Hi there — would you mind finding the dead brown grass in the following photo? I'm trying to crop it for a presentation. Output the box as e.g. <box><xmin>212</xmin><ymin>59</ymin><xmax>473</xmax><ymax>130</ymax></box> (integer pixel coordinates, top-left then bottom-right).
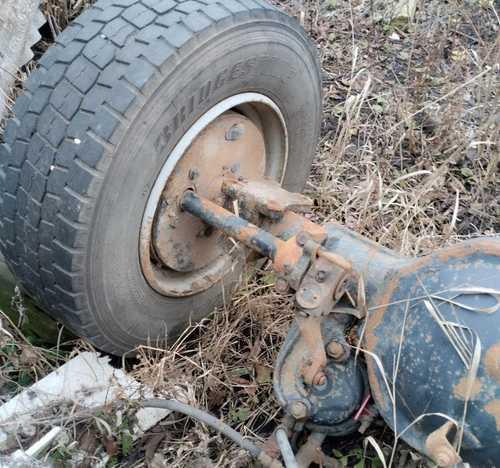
<box><xmin>127</xmin><ymin>271</ymin><xmax>294</xmax><ymax>466</ymax></box>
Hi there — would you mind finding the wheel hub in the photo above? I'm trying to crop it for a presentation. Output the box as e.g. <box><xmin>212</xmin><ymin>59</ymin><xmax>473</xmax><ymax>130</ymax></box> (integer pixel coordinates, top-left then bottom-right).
<box><xmin>139</xmin><ymin>94</ymin><xmax>288</xmax><ymax>297</ymax></box>
<box><xmin>152</xmin><ymin>111</ymin><xmax>266</xmax><ymax>272</ymax></box>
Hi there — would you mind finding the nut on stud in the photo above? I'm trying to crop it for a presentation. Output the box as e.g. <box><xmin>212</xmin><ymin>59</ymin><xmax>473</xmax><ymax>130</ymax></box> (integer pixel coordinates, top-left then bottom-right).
<box><xmin>188</xmin><ymin>168</ymin><xmax>199</xmax><ymax>180</ymax></box>
<box><xmin>312</xmin><ymin>371</ymin><xmax>327</xmax><ymax>386</ymax></box>
<box><xmin>225</xmin><ymin>123</ymin><xmax>245</xmax><ymax>141</ymax></box>
<box><xmin>327</xmin><ymin>341</ymin><xmax>345</xmax><ymax>360</ymax></box>
<box><xmin>296</xmin><ymin>231</ymin><xmax>309</xmax><ymax>247</ymax></box>
<box><xmin>289</xmin><ymin>401</ymin><xmax>308</xmax><ymax>419</ymax></box>
<box><xmin>315</xmin><ymin>269</ymin><xmax>328</xmax><ymax>282</ymax></box>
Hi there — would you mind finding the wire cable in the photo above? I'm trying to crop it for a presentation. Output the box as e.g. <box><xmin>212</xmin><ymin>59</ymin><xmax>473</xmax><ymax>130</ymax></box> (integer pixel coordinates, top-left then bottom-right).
<box><xmin>275</xmin><ymin>427</ymin><xmax>299</xmax><ymax>468</ymax></box>
<box><xmin>142</xmin><ymin>399</ymin><xmax>262</xmax><ymax>458</ymax></box>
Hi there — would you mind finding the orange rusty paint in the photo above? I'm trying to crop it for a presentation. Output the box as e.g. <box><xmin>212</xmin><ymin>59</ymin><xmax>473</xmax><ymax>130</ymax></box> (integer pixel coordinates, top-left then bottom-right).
<box><xmin>363</xmin><ymin>238</ymin><xmax>500</xmax><ymax>412</ymax></box>
<box><xmin>485</xmin><ymin>399</ymin><xmax>500</xmax><ymax>430</ymax></box>
<box><xmin>453</xmin><ymin>376</ymin><xmax>483</xmax><ymax>401</ymax></box>
<box><xmin>295</xmin><ymin>432</ymin><xmax>331</xmax><ymax>467</ymax></box>
<box><xmin>156</xmin><ymin>112</ymin><xmax>266</xmax><ymax>272</ymax></box>
<box><xmin>222</xmin><ymin>177</ymin><xmax>312</xmax><ymax>219</ymax></box>
<box><xmin>273</xmin><ymin>237</ymin><xmax>303</xmax><ymax>274</ymax></box>
<box><xmin>296</xmin><ymin>316</ymin><xmax>327</xmax><ymax>385</ymax></box>
<box><xmin>484</xmin><ymin>344</ymin><xmax>500</xmax><ymax>383</ymax></box>
<box><xmin>268</xmin><ymin>211</ymin><xmax>327</xmax><ymax>243</ymax></box>
<box><xmin>317</xmin><ymin>248</ymin><xmax>353</xmax><ymax>272</ymax></box>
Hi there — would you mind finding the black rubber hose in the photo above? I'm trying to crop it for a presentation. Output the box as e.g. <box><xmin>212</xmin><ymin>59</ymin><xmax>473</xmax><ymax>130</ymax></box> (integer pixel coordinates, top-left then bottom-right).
<box><xmin>142</xmin><ymin>399</ymin><xmax>262</xmax><ymax>458</ymax></box>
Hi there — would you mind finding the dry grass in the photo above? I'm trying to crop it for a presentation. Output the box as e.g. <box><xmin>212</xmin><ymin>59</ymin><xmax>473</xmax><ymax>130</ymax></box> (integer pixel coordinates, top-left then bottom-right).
<box><xmin>0</xmin><ymin>0</ymin><xmax>498</xmax><ymax>466</ymax></box>
<box><xmin>126</xmin><ymin>275</ymin><xmax>294</xmax><ymax>467</ymax></box>
<box><xmin>301</xmin><ymin>0</ymin><xmax>499</xmax><ymax>255</ymax></box>
<box><xmin>0</xmin><ymin>306</ymin><xmax>67</xmax><ymax>403</ymax></box>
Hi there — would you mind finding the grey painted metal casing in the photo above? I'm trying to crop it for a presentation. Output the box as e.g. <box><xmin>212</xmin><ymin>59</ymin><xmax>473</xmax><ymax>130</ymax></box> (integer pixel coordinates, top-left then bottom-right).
<box><xmin>324</xmin><ymin>224</ymin><xmax>500</xmax><ymax>466</ymax></box>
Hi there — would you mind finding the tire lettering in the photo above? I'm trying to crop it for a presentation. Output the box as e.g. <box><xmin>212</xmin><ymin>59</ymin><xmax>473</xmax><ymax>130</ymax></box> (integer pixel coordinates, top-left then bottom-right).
<box><xmin>229</xmin><ymin>61</ymin><xmax>244</xmax><ymax>80</ymax></box>
<box><xmin>198</xmin><ymin>80</ymin><xmax>211</xmax><ymax>104</ymax></box>
<box><xmin>214</xmin><ymin>68</ymin><xmax>228</xmax><ymax>89</ymax></box>
<box><xmin>155</xmin><ymin>58</ymin><xmax>259</xmax><ymax>155</ymax></box>
<box><xmin>244</xmin><ymin>57</ymin><xmax>257</xmax><ymax>74</ymax></box>
<box><xmin>154</xmin><ymin>125</ymin><xmax>171</xmax><ymax>154</ymax></box>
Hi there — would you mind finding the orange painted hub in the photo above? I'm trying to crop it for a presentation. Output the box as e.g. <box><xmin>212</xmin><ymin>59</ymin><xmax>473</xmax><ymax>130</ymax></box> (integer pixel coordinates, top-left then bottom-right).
<box><xmin>153</xmin><ymin>111</ymin><xmax>266</xmax><ymax>272</ymax></box>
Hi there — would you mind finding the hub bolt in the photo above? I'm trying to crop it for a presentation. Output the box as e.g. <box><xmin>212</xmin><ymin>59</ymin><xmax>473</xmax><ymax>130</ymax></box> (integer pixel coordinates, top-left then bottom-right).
<box><xmin>290</xmin><ymin>401</ymin><xmax>308</xmax><ymax>419</ymax></box>
<box><xmin>327</xmin><ymin>341</ymin><xmax>345</xmax><ymax>360</ymax></box>
<box><xmin>296</xmin><ymin>231</ymin><xmax>309</xmax><ymax>247</ymax></box>
<box><xmin>225</xmin><ymin>124</ymin><xmax>245</xmax><ymax>141</ymax></box>
<box><xmin>188</xmin><ymin>168</ymin><xmax>199</xmax><ymax>180</ymax></box>
<box><xmin>316</xmin><ymin>270</ymin><xmax>328</xmax><ymax>282</ymax></box>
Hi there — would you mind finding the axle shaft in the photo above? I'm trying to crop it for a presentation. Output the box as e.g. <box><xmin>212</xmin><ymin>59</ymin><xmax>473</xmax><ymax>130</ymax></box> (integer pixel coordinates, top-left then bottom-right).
<box><xmin>181</xmin><ymin>190</ymin><xmax>284</xmax><ymax>261</ymax></box>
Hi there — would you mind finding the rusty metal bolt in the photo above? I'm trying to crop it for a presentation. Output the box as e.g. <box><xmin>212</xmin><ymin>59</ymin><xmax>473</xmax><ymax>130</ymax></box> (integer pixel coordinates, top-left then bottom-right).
<box><xmin>296</xmin><ymin>284</ymin><xmax>322</xmax><ymax>309</ymax></box>
<box><xmin>289</xmin><ymin>401</ymin><xmax>308</xmax><ymax>419</ymax></box>
<box><xmin>434</xmin><ymin>449</ymin><xmax>459</xmax><ymax>467</ymax></box>
<box><xmin>188</xmin><ymin>168</ymin><xmax>199</xmax><ymax>180</ymax></box>
<box><xmin>225</xmin><ymin>124</ymin><xmax>245</xmax><ymax>141</ymax></box>
<box><xmin>315</xmin><ymin>269</ymin><xmax>328</xmax><ymax>282</ymax></box>
<box><xmin>275</xmin><ymin>277</ymin><xmax>289</xmax><ymax>293</ymax></box>
<box><xmin>296</xmin><ymin>231</ymin><xmax>309</xmax><ymax>247</ymax></box>
<box><xmin>326</xmin><ymin>341</ymin><xmax>345</xmax><ymax>360</ymax></box>
<box><xmin>312</xmin><ymin>371</ymin><xmax>327</xmax><ymax>386</ymax></box>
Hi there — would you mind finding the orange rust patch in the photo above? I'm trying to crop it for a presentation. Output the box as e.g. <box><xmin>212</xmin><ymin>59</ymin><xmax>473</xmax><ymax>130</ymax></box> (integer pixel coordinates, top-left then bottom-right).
<box><xmin>453</xmin><ymin>376</ymin><xmax>482</xmax><ymax>400</ymax></box>
<box><xmin>273</xmin><ymin>237</ymin><xmax>303</xmax><ymax>273</ymax></box>
<box><xmin>484</xmin><ymin>344</ymin><xmax>500</xmax><ymax>383</ymax></box>
<box><xmin>296</xmin><ymin>316</ymin><xmax>327</xmax><ymax>385</ymax></box>
<box><xmin>436</xmin><ymin>238</ymin><xmax>500</xmax><ymax>262</ymax></box>
<box><xmin>425</xmin><ymin>421</ymin><xmax>461</xmax><ymax>466</ymax></box>
<box><xmin>269</xmin><ymin>211</ymin><xmax>327</xmax><ymax>242</ymax></box>
<box><xmin>485</xmin><ymin>399</ymin><xmax>500</xmax><ymax>430</ymax></box>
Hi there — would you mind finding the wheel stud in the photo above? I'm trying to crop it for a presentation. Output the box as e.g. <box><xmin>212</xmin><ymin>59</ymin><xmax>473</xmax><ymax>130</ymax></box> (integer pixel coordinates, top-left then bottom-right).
<box><xmin>225</xmin><ymin>123</ymin><xmax>245</xmax><ymax>141</ymax></box>
<box><xmin>188</xmin><ymin>168</ymin><xmax>199</xmax><ymax>180</ymax></box>
<box><xmin>290</xmin><ymin>401</ymin><xmax>308</xmax><ymax>419</ymax></box>
<box><xmin>275</xmin><ymin>277</ymin><xmax>289</xmax><ymax>293</ymax></box>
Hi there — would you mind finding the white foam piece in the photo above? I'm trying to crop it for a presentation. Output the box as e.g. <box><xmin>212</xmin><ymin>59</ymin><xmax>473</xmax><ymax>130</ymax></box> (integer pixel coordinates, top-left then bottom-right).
<box><xmin>0</xmin><ymin>352</ymin><xmax>169</xmax><ymax>450</ymax></box>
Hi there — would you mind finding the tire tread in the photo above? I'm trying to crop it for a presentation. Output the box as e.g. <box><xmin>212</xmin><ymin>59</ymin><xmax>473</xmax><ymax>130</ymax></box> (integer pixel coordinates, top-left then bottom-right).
<box><xmin>0</xmin><ymin>0</ymin><xmax>313</xmax><ymax>353</ymax></box>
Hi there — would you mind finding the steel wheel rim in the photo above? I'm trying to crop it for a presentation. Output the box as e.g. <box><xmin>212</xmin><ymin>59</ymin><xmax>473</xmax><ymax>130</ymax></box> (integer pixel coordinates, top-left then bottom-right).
<box><xmin>140</xmin><ymin>93</ymin><xmax>289</xmax><ymax>297</ymax></box>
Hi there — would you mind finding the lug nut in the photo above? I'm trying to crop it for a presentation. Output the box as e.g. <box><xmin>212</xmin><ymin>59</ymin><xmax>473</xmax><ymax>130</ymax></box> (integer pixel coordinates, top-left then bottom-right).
<box><xmin>188</xmin><ymin>168</ymin><xmax>199</xmax><ymax>180</ymax></box>
<box><xmin>315</xmin><ymin>270</ymin><xmax>327</xmax><ymax>282</ymax></box>
<box><xmin>327</xmin><ymin>341</ymin><xmax>345</xmax><ymax>360</ymax></box>
<box><xmin>225</xmin><ymin>124</ymin><xmax>245</xmax><ymax>141</ymax></box>
<box><xmin>289</xmin><ymin>401</ymin><xmax>308</xmax><ymax>419</ymax></box>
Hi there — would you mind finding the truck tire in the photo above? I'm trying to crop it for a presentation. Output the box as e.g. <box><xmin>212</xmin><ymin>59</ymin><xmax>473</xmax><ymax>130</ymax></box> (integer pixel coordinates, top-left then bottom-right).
<box><xmin>0</xmin><ymin>0</ymin><xmax>322</xmax><ymax>354</ymax></box>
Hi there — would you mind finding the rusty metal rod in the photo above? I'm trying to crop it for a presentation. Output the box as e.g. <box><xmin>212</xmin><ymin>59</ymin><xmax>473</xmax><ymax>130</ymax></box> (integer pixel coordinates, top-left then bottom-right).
<box><xmin>181</xmin><ymin>190</ymin><xmax>286</xmax><ymax>261</ymax></box>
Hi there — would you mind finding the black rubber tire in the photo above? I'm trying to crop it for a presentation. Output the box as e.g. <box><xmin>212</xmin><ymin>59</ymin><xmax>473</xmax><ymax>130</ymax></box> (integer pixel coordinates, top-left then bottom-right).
<box><xmin>0</xmin><ymin>0</ymin><xmax>322</xmax><ymax>354</ymax></box>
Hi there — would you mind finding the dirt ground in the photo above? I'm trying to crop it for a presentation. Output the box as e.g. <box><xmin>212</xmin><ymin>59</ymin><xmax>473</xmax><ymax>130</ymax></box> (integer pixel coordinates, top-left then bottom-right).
<box><xmin>0</xmin><ymin>0</ymin><xmax>498</xmax><ymax>466</ymax></box>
